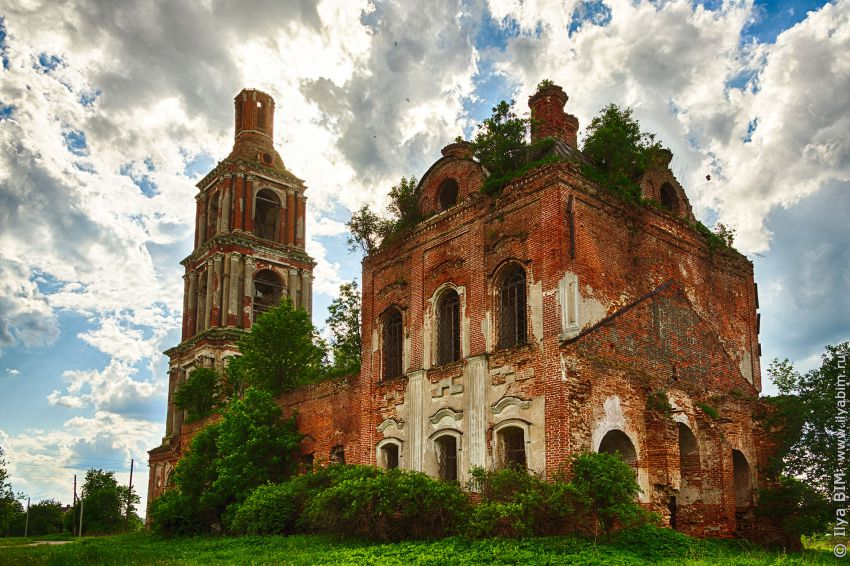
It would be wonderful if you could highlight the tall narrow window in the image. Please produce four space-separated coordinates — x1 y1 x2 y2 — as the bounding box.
660 183 677 212
330 445 345 465
437 289 460 365
207 191 220 240
436 436 458 481
383 308 403 380
382 443 399 469
498 265 527 349
254 189 282 242
256 101 266 130
499 427 526 469
438 179 458 210
253 269 284 320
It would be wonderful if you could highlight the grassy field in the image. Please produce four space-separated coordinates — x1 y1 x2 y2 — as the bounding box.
0 531 840 565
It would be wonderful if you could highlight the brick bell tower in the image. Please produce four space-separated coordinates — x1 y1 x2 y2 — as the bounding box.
147 89 315 506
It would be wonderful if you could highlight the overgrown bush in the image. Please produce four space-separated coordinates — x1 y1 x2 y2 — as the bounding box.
229 464 382 535
149 490 210 536
756 476 832 543
569 452 652 538
303 467 470 541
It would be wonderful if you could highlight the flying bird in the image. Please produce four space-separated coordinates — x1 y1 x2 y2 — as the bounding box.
705 174 711 181
405 97 411 103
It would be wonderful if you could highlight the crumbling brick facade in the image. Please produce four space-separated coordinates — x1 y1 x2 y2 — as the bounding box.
149 84 777 540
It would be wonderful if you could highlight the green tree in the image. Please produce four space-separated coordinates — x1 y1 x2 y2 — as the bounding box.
581 104 662 202
0 447 24 537
75 469 139 534
470 100 530 179
156 388 303 533
756 476 832 542
569 452 644 538
26 499 64 536
173 367 222 423
346 176 420 254
764 343 849 495
235 297 326 395
326 280 361 377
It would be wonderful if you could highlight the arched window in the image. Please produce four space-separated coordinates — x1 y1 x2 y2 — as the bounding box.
330 445 345 465
498 265 527 349
254 189 282 242
383 308 403 380
436 288 460 365
438 179 458 210
498 426 527 469
207 191 220 240
660 183 677 212
435 435 458 481
196 270 207 333
732 450 752 509
381 443 399 469
598 429 637 468
253 269 284 320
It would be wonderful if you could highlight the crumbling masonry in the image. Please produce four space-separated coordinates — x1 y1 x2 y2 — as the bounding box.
149 85 779 539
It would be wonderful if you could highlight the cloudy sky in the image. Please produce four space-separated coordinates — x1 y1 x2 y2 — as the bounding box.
0 0 847 512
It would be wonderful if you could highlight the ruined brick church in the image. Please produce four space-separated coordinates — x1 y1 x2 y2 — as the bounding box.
148 84 774 538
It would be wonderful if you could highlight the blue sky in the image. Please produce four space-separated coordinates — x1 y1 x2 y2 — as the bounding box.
0 0 847 512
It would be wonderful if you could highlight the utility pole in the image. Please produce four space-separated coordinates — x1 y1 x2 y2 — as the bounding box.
24 497 30 537
72 474 77 535
78 497 84 538
127 459 134 522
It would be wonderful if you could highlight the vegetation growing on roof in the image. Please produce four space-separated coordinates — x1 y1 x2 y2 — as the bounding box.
580 104 662 204
346 176 421 254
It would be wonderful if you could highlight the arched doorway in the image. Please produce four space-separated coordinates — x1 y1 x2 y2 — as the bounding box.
674 423 701 533
598 429 637 468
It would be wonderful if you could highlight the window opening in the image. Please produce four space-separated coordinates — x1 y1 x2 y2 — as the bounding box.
436 436 458 481
253 269 284 320
438 179 459 210
383 308 403 379
500 427 527 469
498 266 527 349
437 289 460 364
254 189 282 242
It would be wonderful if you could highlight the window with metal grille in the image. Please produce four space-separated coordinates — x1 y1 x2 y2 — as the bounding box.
498 265 527 349
253 269 284 321
436 435 458 481
437 288 460 365
383 308 403 379
500 427 526 469
254 189 282 242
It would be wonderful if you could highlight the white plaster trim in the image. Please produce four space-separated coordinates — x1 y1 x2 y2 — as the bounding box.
377 417 405 433
429 407 463 425
490 396 531 415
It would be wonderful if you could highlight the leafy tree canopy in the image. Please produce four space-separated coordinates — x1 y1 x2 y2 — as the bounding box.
346 176 420 254
75 468 139 534
581 104 662 202
325 280 361 377
163 387 303 532
26 499 64 536
763 342 849 495
234 297 327 395
173 367 221 423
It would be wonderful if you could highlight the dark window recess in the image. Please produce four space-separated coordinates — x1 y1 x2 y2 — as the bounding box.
207 192 220 240
253 269 284 320
436 436 458 481
303 452 314 471
262 152 273 164
660 183 677 212
437 289 461 364
256 101 266 130
438 179 459 210
383 444 399 469
498 266 527 349
330 445 345 465
254 189 282 242
383 308 403 379
501 427 526 469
